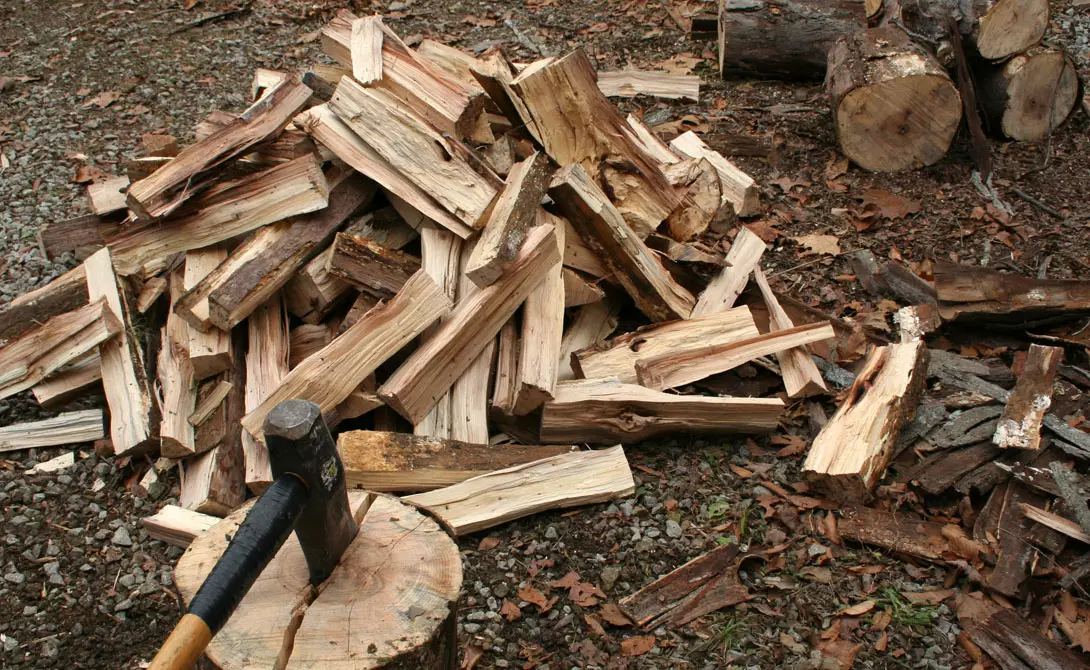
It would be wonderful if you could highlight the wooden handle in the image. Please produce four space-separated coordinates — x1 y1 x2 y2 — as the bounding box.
148 613 212 670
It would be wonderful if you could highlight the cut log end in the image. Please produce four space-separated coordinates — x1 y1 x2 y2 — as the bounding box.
974 0 1050 61
977 48 1078 142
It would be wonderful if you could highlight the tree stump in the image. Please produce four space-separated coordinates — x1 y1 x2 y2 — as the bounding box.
976 46 1078 141
175 492 462 669
826 26 962 172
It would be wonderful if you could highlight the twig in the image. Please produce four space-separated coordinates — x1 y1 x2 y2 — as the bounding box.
768 253 842 279
168 2 251 35
971 171 1013 216
1013 188 1063 219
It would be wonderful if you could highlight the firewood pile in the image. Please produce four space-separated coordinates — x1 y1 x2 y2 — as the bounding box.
4 9 1090 664
712 0 1078 171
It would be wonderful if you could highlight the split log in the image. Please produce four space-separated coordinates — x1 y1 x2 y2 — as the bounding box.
31 351 102 408
540 379 783 444
85 248 157 456
562 269 605 307
136 276 168 313
350 15 383 84
994 344 1062 450
986 479 1060 596
661 158 724 242
417 39 486 91
803 341 928 500
414 224 463 440
141 505 218 548
188 379 233 427
549 164 695 322
406 445 635 535
558 299 620 382
175 493 461 669
935 263 1090 323
0 265 89 347
141 133 179 157
490 318 521 418
669 131 760 218
282 245 355 324
691 226 766 317
513 221 565 415
635 321 836 390
554 213 609 279
597 71 700 101
337 430 572 492
158 271 198 458
903 442 1002 494
975 47 1078 142
465 153 553 287
327 232 422 299
573 307 759 384
37 214 121 261
379 225 560 424
127 76 311 220
718 0 866 80
289 324 332 370
0 410 105 453
851 250 937 305
753 267 827 398
181 247 232 379
242 271 450 441
86 176 129 216
826 26 962 172
110 155 331 276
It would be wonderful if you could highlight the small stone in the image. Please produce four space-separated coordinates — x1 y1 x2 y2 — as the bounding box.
463 622 482 634
600 566 621 592
665 520 683 538
114 598 134 612
1 634 18 651
22 605 37 616
111 526 132 546
4 571 24 584
544 526 558 540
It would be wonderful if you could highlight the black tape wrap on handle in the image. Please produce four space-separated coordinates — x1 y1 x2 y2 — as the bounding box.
187 474 307 635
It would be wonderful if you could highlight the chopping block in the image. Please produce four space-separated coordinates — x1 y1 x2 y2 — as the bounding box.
173 491 462 669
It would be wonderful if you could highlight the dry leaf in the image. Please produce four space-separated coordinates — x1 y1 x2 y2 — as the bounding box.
817 639 862 669
840 600 876 616
874 631 888 652
518 586 550 612
585 613 608 637
773 433 808 457
461 645 484 670
793 234 841 257
0 75 36 92
477 536 500 551
620 635 656 656
848 564 885 575
1061 591 1079 621
1055 613 1090 652
902 590 954 606
859 189 921 220
745 220 784 243
585 21 611 33
599 603 633 626
551 571 581 589
72 165 108 184
800 566 833 583
825 154 849 181
82 90 121 108
501 599 522 622
771 176 811 192
657 53 703 75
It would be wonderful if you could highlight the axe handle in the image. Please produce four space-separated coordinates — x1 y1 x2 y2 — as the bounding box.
149 474 308 670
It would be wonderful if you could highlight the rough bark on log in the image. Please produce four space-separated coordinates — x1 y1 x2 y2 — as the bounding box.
0 265 89 347
327 232 422 299
934 262 1090 323
874 0 1049 62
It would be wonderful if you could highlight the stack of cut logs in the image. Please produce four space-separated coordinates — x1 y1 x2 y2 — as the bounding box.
0 10 819 522
716 0 1078 170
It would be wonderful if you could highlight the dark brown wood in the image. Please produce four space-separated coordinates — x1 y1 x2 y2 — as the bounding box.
994 344 1063 450
987 481 1052 597
904 442 1001 494
935 262 1090 323
967 609 1090 670
0 266 89 347
838 505 955 562
38 215 123 261
327 232 422 299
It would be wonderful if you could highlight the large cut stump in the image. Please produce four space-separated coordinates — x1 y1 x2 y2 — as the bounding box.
976 47 1078 141
175 492 461 669
826 26 962 172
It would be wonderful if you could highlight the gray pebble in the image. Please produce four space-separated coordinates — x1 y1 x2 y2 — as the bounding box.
111 526 132 546
666 519 683 538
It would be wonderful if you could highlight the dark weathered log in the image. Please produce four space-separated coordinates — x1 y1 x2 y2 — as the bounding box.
935 262 1090 323
975 46 1079 141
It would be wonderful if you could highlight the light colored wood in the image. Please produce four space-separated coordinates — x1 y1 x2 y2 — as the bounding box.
691 226 766 317
136 275 168 313
110 155 331 276
574 307 759 384
188 379 233 427
147 612 211 670
31 350 102 408
327 232 422 299
0 265 89 347
379 225 560 424
289 323 332 369
465 153 553 287
670 131 760 218
976 46 1078 142
1020 503 1090 544
329 77 500 228
993 344 1063 450
826 26 961 172
662 158 725 242
414 224 463 440
282 245 355 324
337 430 572 492
0 410 104 453
85 248 156 456
336 292 380 336
87 175 129 216
448 238 492 445
182 247 232 379
417 39 486 91
555 213 609 279
251 68 290 101
558 299 620 382
541 379 782 444
158 271 198 458
597 71 700 101
636 321 837 390
243 271 452 441
513 220 565 415
141 505 219 548
562 268 605 307
490 317 521 418
803 340 929 501
974 0 1050 60
752 266 827 398
294 104 471 237
549 163 694 322
176 492 461 668
243 296 288 492
350 16 383 84
625 114 681 167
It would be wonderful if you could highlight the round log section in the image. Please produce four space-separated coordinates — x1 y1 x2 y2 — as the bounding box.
826 26 962 172
174 492 462 669
976 47 1078 141
973 0 1049 61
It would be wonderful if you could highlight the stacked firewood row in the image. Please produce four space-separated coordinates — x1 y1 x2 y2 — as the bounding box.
713 0 1077 170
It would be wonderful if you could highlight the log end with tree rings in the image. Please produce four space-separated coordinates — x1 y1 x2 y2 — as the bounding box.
974 0 1050 61
976 47 1079 142
827 27 962 172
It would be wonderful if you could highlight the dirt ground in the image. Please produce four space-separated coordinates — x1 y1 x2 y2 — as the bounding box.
1 0 1089 668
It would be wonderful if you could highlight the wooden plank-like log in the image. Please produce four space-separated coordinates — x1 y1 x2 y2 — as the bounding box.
541 379 783 444
513 220 565 415
690 226 766 317
31 351 102 408
181 247 232 380
159 270 198 458
242 298 287 492
414 224 463 440
0 410 105 453
188 379 233 427
662 157 724 242
242 271 451 441
350 15 383 84
282 245 355 325
936 262 1090 322
635 322 837 390
85 248 157 456
573 307 759 384
490 317 521 418
86 176 130 216
0 265 89 347
37 215 122 261
967 608 1090 670
554 213 608 279
337 430 572 492
141 505 218 548
597 71 700 101
670 131 759 218
803 341 928 501
405 445 635 535
549 163 694 322
327 232 422 299
558 299 619 382
1020 503 1090 544
994 344 1063 450
562 269 605 307
379 225 561 424
753 267 827 398
127 76 312 220
837 505 955 562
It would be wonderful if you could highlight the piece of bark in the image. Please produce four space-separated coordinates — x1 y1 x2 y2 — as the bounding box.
966 608 1090 670
1048 460 1090 540
636 322 836 391
669 131 760 218
158 270 198 458
936 262 1090 322
976 47 1078 142
413 223 463 440
513 221 565 415
752 266 827 397
379 225 560 424
465 153 553 287
86 175 129 217
558 299 619 382
405 445 635 535
294 104 471 237
837 505 955 561
904 442 1002 495
490 317 521 418
562 269 605 307
141 505 218 548
127 77 312 221
327 232 422 299
987 481 1053 597
31 351 102 408
691 226 766 317
337 430 573 492
242 271 450 441
662 158 725 242
84 248 157 456
803 341 928 500
0 265 90 347
0 410 105 453
37 215 122 261
541 378 783 444
574 307 759 384
181 247 232 380
929 405 1003 449
852 251 938 305
549 163 694 322
110 155 331 276
596 71 700 101
826 27 962 172
994 345 1062 450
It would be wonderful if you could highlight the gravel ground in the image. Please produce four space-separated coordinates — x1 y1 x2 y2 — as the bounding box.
2 0 1089 668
